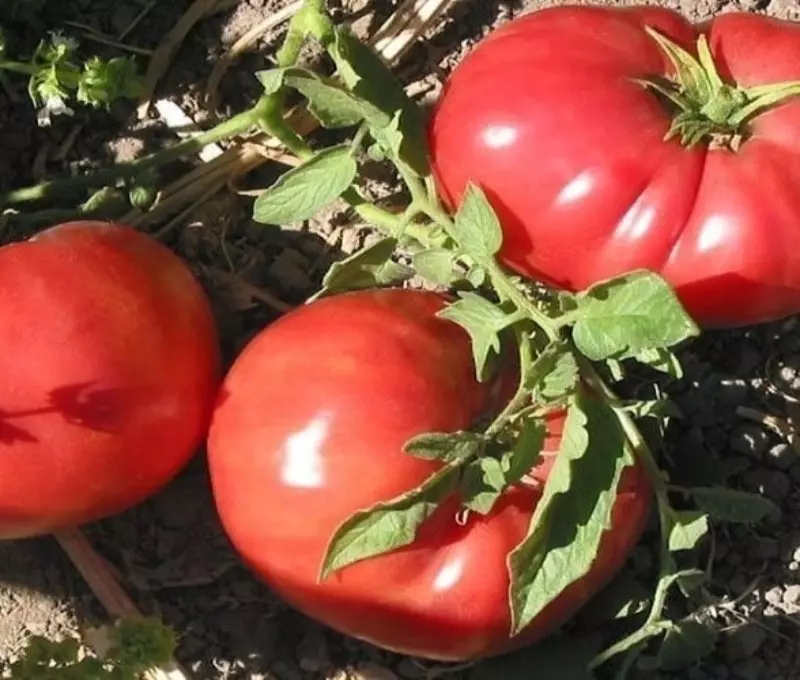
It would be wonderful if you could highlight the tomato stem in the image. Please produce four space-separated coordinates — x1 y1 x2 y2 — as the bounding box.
0 102 265 207
641 27 800 150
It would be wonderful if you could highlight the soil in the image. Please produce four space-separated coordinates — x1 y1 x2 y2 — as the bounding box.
2 0 800 679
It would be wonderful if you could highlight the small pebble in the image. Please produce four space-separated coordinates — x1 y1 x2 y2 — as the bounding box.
782 584 800 605
729 424 770 461
352 663 401 680
733 657 767 680
724 622 767 662
752 537 779 561
742 469 791 504
766 443 796 470
765 587 784 606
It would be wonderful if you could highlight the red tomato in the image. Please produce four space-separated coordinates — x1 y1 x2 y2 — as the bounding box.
428 6 800 328
0 221 219 538
208 288 651 661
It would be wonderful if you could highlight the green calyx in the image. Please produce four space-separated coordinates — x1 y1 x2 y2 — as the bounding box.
641 27 800 151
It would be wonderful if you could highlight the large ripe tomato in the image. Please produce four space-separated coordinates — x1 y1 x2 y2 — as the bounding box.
208 288 651 661
0 221 219 538
428 6 800 328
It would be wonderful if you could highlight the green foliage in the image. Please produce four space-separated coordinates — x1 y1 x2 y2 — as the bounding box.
0 31 142 126
8 618 176 680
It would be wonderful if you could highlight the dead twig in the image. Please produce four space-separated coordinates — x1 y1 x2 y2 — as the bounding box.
137 0 226 120
55 530 193 680
205 0 304 111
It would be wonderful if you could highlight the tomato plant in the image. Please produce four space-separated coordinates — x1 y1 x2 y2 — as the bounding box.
2 1 782 673
0 221 219 538
428 6 800 328
208 288 652 661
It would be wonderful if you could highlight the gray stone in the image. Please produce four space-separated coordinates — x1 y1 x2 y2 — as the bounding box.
765 587 784 606
732 656 767 680
752 537 779 561
742 469 791 504
729 424 770 461
782 584 800 605
724 623 767 662
766 443 796 470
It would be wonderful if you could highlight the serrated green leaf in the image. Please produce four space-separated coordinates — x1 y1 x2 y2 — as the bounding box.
313 237 411 299
452 183 503 260
403 431 484 464
657 618 717 672
508 394 634 634
620 398 682 420
572 271 699 362
469 634 599 680
285 69 385 129
256 67 287 94
689 487 779 523
413 248 459 286
329 27 428 175
525 341 579 405
253 145 357 224
579 568 650 626
668 511 709 552
320 463 460 579
635 347 685 379
438 293 516 382
461 457 507 515
503 417 546 485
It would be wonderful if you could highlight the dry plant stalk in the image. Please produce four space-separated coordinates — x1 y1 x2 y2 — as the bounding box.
55 530 194 680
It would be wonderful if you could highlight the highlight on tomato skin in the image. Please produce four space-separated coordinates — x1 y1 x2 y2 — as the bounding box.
0 220 221 539
207 287 653 662
427 5 800 329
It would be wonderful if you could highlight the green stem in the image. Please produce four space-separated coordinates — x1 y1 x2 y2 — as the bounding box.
0 61 38 76
582 360 677 670
485 330 534 438
1 102 264 207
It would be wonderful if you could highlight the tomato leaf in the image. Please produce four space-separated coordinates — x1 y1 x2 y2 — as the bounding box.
320 464 460 579
312 237 412 300
403 431 485 464
507 394 633 634
256 67 288 94
253 145 357 224
438 293 517 382
412 248 460 286
328 27 428 175
688 487 779 523
578 568 650 627
525 341 579 405
657 618 717 672
502 417 545 485
461 457 507 515
572 271 699 361
620 398 682 420
668 511 709 553
634 347 685 379
452 183 503 260
468 634 599 680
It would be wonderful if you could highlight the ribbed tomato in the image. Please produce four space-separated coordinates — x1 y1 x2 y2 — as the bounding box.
429 6 800 328
208 288 651 661
0 221 219 538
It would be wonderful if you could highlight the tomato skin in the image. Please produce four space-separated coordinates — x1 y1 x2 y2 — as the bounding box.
428 6 800 328
208 288 651 661
0 221 220 538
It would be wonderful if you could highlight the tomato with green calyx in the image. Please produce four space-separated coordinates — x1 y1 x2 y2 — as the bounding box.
207 288 651 661
0 221 219 539
429 6 800 328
